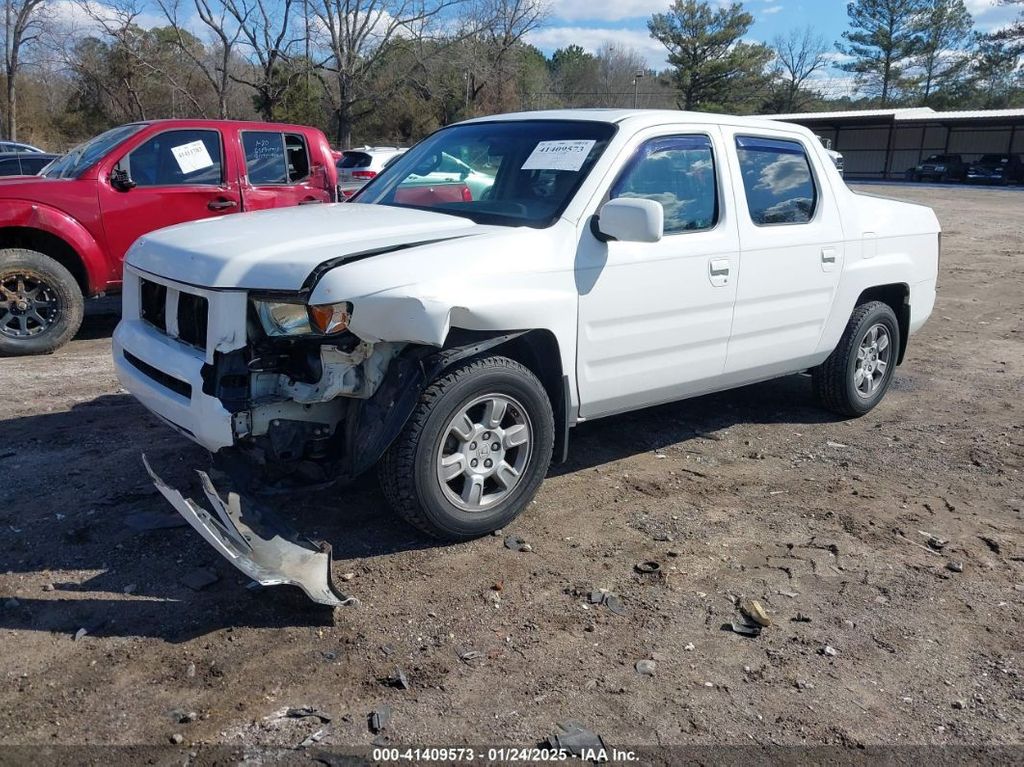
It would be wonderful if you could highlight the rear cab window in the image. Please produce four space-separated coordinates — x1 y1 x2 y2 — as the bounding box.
735 135 817 226
339 152 372 169
243 131 311 184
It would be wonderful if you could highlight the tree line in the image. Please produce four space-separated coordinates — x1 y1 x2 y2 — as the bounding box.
1 0 1022 151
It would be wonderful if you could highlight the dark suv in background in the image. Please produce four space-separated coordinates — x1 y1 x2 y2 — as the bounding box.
965 154 1024 185
905 154 968 182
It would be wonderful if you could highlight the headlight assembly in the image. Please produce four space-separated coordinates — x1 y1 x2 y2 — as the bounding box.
254 299 352 337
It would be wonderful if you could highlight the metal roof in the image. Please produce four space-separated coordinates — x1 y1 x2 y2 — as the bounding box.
765 107 934 121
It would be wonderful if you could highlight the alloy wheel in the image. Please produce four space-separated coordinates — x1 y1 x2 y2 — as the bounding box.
435 393 533 511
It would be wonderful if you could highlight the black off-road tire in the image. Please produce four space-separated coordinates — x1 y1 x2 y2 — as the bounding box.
0 248 84 356
813 300 900 417
379 355 554 541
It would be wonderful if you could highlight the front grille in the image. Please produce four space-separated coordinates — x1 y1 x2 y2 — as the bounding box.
140 279 166 329
139 277 208 350
177 293 209 349
124 351 192 399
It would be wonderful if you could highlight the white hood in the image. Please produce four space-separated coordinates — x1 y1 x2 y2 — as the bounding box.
125 203 485 290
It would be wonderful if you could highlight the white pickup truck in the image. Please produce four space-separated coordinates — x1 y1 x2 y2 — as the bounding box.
114 109 939 606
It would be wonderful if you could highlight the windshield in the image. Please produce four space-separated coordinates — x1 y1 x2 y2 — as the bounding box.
353 120 616 227
42 123 145 179
978 155 1007 164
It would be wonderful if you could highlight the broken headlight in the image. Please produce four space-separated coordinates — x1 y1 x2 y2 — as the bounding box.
254 299 352 337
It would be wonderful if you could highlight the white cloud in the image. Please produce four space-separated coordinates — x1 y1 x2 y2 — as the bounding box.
547 0 669 22
547 0 733 22
46 0 188 36
763 4 784 14
528 25 670 68
963 0 1021 31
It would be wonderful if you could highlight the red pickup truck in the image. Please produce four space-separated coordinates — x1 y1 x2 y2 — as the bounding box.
0 119 337 356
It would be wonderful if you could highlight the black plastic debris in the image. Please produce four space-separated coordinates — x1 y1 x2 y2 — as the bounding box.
368 705 392 733
285 707 332 723
387 669 410 690
603 594 627 616
723 617 762 638
543 720 607 758
504 535 531 552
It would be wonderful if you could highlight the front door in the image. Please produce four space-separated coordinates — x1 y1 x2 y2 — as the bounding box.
100 128 241 263
576 130 741 419
722 130 845 377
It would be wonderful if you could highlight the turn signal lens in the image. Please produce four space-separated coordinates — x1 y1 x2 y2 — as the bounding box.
308 301 352 334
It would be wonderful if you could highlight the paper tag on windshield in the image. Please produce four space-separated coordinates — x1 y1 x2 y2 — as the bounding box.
521 140 596 172
170 140 214 175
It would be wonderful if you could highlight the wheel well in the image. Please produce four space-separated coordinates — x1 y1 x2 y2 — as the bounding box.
0 227 88 295
444 328 570 463
856 283 910 364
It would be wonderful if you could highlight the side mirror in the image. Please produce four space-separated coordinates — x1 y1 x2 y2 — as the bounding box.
110 167 136 191
595 197 663 243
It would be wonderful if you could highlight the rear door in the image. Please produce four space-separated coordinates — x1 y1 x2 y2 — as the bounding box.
99 127 242 263
721 129 844 378
576 128 741 418
239 130 331 210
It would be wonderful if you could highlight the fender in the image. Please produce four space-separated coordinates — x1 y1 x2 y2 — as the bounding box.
0 200 111 294
816 246 921 362
340 333 526 479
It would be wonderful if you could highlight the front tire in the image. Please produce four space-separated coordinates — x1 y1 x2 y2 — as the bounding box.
379 355 554 540
0 249 84 356
813 301 900 417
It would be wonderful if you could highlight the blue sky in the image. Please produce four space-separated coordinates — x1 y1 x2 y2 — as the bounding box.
527 0 1022 72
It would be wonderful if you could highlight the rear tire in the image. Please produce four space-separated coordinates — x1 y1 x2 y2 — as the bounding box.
379 355 554 541
0 249 84 356
813 301 900 417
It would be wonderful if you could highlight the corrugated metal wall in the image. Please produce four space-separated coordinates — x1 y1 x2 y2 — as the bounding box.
802 119 1023 179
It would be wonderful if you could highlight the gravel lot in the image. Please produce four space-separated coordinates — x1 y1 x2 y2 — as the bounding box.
1 185 1022 756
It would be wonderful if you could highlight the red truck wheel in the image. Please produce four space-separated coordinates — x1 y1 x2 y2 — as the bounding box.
0 249 84 356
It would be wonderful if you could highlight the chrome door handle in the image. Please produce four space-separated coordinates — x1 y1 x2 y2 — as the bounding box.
821 248 837 263
709 260 730 276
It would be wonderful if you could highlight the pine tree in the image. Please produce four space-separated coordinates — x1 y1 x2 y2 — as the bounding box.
648 0 772 112
837 0 928 105
913 0 973 104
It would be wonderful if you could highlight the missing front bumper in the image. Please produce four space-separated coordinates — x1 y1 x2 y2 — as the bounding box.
142 454 357 608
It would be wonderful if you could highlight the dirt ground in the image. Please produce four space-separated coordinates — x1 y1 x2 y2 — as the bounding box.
1 185 1022 758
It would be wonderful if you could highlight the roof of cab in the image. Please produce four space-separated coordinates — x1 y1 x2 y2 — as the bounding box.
459 108 808 133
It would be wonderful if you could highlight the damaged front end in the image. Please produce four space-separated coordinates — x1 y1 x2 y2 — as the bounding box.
135 280 526 605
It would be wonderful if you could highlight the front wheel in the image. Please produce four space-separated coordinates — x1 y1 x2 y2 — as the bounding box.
0 249 84 356
379 355 554 540
813 301 900 417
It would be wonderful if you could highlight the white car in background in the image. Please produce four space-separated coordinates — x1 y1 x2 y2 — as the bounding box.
0 140 45 154
817 136 844 177
336 146 407 198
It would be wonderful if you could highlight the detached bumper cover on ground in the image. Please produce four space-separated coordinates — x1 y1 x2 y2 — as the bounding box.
142 455 357 607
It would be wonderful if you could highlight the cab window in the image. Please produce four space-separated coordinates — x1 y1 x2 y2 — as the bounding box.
123 129 223 186
735 136 817 225
610 135 718 234
243 131 311 184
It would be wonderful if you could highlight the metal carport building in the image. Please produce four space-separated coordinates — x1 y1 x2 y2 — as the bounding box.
766 107 1024 180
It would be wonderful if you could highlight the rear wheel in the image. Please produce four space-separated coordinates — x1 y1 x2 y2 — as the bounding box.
379 355 554 540
0 249 84 356
813 301 900 417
